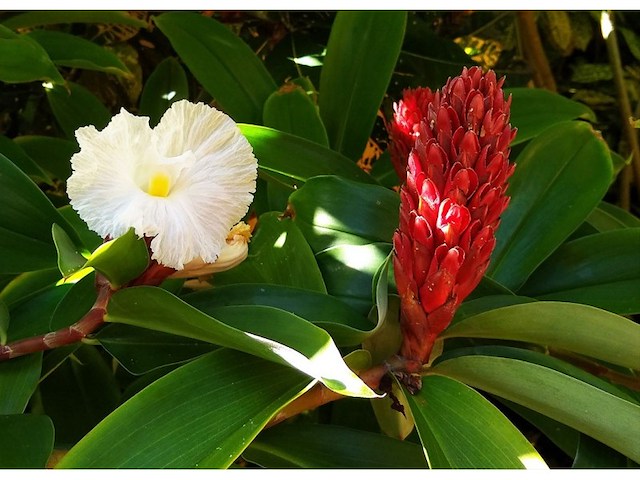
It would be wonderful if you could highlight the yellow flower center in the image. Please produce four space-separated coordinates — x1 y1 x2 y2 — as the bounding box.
148 172 171 197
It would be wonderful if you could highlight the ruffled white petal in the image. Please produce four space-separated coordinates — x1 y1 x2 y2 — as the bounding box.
67 100 258 270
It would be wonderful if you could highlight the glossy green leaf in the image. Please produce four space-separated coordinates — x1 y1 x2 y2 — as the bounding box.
0 153 79 273
139 57 189 127
0 300 7 346
214 212 326 293
0 135 53 185
506 88 596 146
39 345 120 444
488 121 613 290
184 283 372 347
85 228 149 288
406 374 546 469
52 223 87 278
0 25 64 84
97 323 215 375
435 345 637 403
46 81 111 139
0 268 60 308
28 30 129 75
57 205 102 252
443 301 640 370
586 201 640 232
14 135 77 181
239 124 375 187
245 423 428 468
452 295 535 326
49 271 96 331
263 84 329 146
2 11 148 29
431 355 640 463
154 12 276 124
0 414 54 468
289 176 399 252
0 353 42 414
320 12 406 160
520 229 640 314
317 242 392 315
105 286 377 398
58 349 312 468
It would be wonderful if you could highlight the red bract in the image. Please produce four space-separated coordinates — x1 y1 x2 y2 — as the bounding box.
390 67 516 372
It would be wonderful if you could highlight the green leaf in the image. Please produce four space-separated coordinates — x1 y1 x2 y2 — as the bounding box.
263 83 329 146
52 223 88 278
289 175 399 252
442 301 640 370
506 88 596 145
105 286 377 398
239 124 375 187
0 300 8 346
244 423 428 468
28 30 129 75
406 374 546 468
520 229 640 314
0 153 80 273
586 201 640 232
46 81 111 139
14 135 78 181
620 26 640 62
154 12 276 124
5 283 71 343
57 349 312 468
0 414 54 468
0 353 42 414
572 434 629 468
57 205 102 252
97 324 216 375
0 135 53 185
39 345 120 444
139 57 189 127
184 283 372 347
430 355 640 463
488 121 613 290
49 271 96 331
0 25 64 84
214 212 326 293
84 228 149 288
2 11 148 29
320 12 406 160
317 242 392 315
370 373 415 441
0 268 60 308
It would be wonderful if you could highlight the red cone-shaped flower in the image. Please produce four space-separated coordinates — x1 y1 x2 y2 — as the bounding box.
390 67 516 372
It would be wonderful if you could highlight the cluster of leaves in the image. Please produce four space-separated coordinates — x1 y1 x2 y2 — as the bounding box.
0 11 639 469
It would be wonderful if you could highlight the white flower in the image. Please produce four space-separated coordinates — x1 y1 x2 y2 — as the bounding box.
66 100 258 270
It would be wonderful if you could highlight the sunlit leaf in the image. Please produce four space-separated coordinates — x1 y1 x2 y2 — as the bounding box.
57 349 313 468
320 12 406 160
431 355 640 462
406 374 547 468
154 12 276 124
488 121 613 290
443 301 640 370
105 286 377 398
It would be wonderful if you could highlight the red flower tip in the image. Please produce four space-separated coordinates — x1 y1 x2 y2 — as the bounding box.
389 67 516 371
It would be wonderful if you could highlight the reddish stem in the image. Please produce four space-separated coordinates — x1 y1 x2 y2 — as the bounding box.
0 276 112 361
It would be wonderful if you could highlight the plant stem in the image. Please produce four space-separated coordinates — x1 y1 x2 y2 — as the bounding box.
605 11 640 207
516 11 557 92
0 275 112 361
